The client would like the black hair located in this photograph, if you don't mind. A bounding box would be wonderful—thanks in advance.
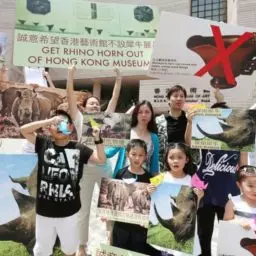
[131,100,158,133]
[126,139,147,155]
[55,109,73,124]
[236,165,256,182]
[83,96,100,108]
[164,142,197,176]
[166,85,187,99]
[211,102,229,109]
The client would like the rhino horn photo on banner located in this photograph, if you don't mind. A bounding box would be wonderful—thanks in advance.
[191,108,256,151]
[147,183,197,255]
[148,12,256,109]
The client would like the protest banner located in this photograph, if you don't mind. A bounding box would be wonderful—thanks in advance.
[147,182,197,255]
[0,33,7,64]
[97,178,150,227]
[82,112,131,147]
[0,154,70,255]
[139,79,211,113]
[218,221,256,256]
[14,0,159,70]
[148,12,256,109]
[93,244,149,256]
[0,81,89,139]
[191,108,256,152]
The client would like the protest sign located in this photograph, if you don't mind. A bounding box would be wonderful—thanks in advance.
[93,244,149,256]
[218,221,256,256]
[148,12,256,109]
[139,79,212,113]
[191,108,256,152]
[97,178,150,227]
[147,183,197,255]
[82,112,130,147]
[0,33,7,64]
[0,154,37,255]
[0,81,88,139]
[14,0,159,70]
[24,67,47,87]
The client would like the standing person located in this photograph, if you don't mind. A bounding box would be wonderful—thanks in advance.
[185,89,248,256]
[111,100,160,177]
[156,85,188,169]
[65,66,129,256]
[155,142,203,256]
[224,165,256,228]
[20,110,106,256]
[111,139,160,255]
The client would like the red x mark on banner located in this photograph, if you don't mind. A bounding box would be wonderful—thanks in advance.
[195,25,253,86]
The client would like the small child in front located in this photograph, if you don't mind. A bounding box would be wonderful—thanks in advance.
[224,165,256,229]
[20,110,106,256]
[112,139,160,256]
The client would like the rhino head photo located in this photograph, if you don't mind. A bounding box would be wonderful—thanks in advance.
[154,186,197,243]
[197,109,256,149]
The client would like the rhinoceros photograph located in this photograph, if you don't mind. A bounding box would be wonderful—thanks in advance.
[191,108,256,152]
[0,154,64,256]
[97,178,150,226]
[147,183,197,255]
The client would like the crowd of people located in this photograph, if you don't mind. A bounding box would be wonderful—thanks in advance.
[1,64,256,256]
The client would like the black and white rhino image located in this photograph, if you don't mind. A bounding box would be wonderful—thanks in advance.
[154,186,197,243]
[197,109,256,149]
[106,181,129,211]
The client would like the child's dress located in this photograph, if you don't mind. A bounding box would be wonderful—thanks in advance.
[230,195,256,230]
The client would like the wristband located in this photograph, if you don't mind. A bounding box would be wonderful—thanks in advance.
[94,137,103,144]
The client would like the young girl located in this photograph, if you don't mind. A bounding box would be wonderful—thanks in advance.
[160,143,204,256]
[112,139,160,256]
[224,165,256,230]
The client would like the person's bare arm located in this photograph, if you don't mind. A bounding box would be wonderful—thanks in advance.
[66,65,78,121]
[0,64,8,81]
[105,67,122,113]
[43,70,55,88]
[20,117,56,144]
[239,152,248,166]
[185,110,197,146]
[88,127,106,164]
[223,200,235,220]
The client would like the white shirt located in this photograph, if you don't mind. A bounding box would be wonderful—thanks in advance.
[163,172,192,186]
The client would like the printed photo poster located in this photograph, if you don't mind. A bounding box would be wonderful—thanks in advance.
[97,178,150,227]
[139,79,212,113]
[82,112,131,147]
[218,221,256,256]
[0,154,37,255]
[147,182,197,255]
[148,12,256,109]
[0,33,7,64]
[93,244,149,256]
[0,154,70,256]
[0,80,89,139]
[191,108,256,152]
[14,0,159,70]
[24,67,47,87]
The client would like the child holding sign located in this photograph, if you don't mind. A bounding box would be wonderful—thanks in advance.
[111,139,160,255]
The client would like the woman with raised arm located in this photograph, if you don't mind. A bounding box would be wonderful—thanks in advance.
[65,66,126,256]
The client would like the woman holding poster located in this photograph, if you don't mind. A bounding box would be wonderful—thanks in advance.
[156,85,188,170]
